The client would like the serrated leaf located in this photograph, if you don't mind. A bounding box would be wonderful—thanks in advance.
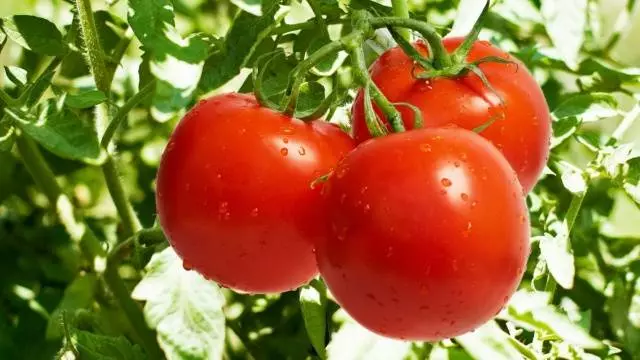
[455,321,528,360]
[198,0,281,92]
[539,220,575,289]
[300,279,327,359]
[46,273,98,339]
[502,290,603,349]
[0,15,68,56]
[65,90,107,109]
[132,247,225,360]
[10,101,101,161]
[326,314,411,360]
[5,66,27,87]
[541,0,587,68]
[73,330,147,360]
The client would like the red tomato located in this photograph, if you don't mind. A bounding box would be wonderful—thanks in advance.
[316,127,530,340]
[156,93,354,294]
[352,38,550,193]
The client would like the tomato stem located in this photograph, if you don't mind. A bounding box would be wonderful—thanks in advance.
[281,33,359,117]
[451,0,490,63]
[390,0,411,41]
[369,17,452,69]
[101,80,156,148]
[350,44,405,133]
[75,0,110,93]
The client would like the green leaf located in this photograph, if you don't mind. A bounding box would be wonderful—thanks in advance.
[456,321,531,360]
[326,314,411,360]
[9,101,101,161]
[556,161,587,195]
[0,15,68,56]
[551,93,618,148]
[541,0,587,68]
[308,35,345,76]
[300,279,327,359]
[295,82,326,118]
[230,0,262,16]
[502,290,603,349]
[65,90,107,109]
[539,219,575,289]
[624,158,640,208]
[552,93,619,123]
[5,66,27,87]
[72,330,147,360]
[607,276,640,355]
[132,247,226,360]
[46,273,98,339]
[198,0,281,92]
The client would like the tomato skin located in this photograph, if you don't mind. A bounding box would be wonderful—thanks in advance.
[316,127,530,340]
[352,38,550,193]
[156,93,355,294]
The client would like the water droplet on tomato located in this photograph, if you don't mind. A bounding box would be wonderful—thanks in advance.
[471,201,478,208]
[460,193,469,201]
[386,246,393,258]
[216,173,222,180]
[366,293,376,301]
[251,208,259,217]
[441,178,452,187]
[454,161,461,167]
[182,262,193,271]
[363,204,371,213]
[280,148,289,156]
[283,137,289,144]
[282,127,294,135]
[450,320,456,326]
[460,153,468,161]
[420,143,432,152]
[520,215,526,224]
[298,147,306,156]
[218,202,230,220]
[440,189,447,195]
[340,193,347,204]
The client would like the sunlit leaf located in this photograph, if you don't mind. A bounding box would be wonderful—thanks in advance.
[132,247,226,360]
[0,15,68,56]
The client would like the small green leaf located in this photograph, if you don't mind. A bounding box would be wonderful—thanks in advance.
[10,101,101,161]
[539,219,575,289]
[541,0,587,68]
[623,158,640,208]
[300,279,328,359]
[308,35,345,76]
[199,0,281,92]
[230,0,262,16]
[326,313,412,360]
[73,330,147,360]
[46,273,98,339]
[65,90,107,109]
[556,161,587,195]
[503,290,603,349]
[5,66,27,87]
[0,15,68,56]
[132,247,226,360]
[456,321,531,360]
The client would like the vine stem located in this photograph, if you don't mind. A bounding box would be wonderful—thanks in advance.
[369,17,452,68]
[74,0,142,237]
[391,0,411,41]
[101,80,156,148]
[14,135,161,358]
[349,43,405,133]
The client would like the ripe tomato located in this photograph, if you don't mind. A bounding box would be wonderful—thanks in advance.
[156,93,354,294]
[316,127,530,340]
[352,38,550,193]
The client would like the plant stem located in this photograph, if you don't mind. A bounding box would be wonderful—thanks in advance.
[102,157,142,237]
[15,135,162,357]
[369,17,451,68]
[75,0,110,93]
[101,80,156,148]
[0,89,16,107]
[281,33,357,116]
[391,0,411,41]
[349,44,405,133]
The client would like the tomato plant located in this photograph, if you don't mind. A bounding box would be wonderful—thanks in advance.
[317,127,530,340]
[156,92,354,293]
[1,0,640,359]
[352,38,551,193]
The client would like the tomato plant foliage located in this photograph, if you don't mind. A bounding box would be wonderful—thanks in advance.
[0,0,639,359]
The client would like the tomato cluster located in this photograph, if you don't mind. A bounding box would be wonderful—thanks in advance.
[156,40,549,340]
